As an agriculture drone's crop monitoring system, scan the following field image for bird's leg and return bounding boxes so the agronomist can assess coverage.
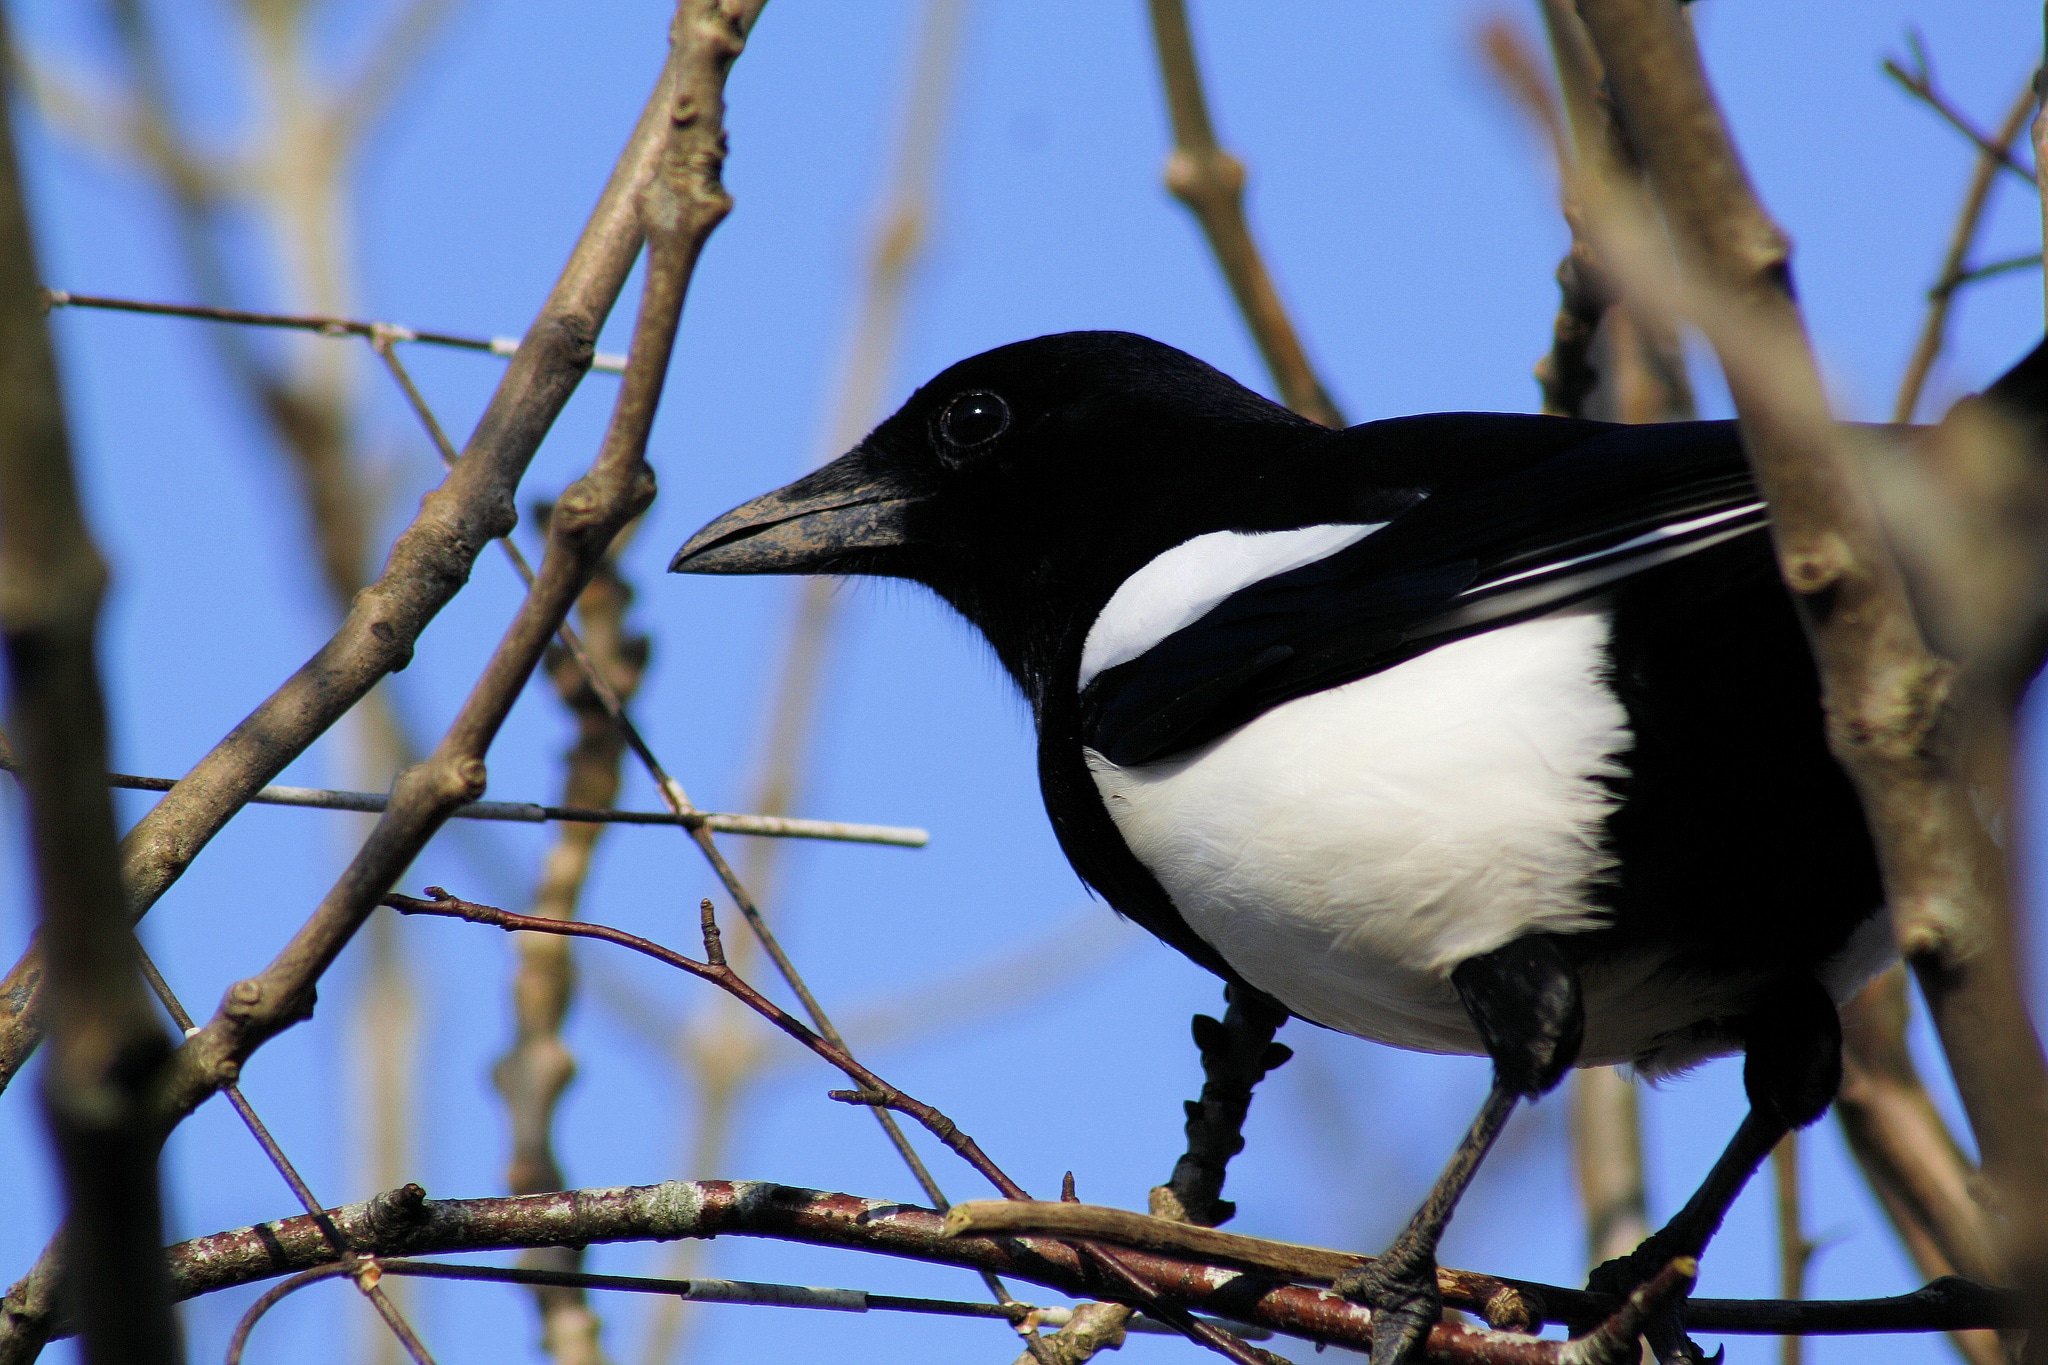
[1335,936,1585,1365]
[1589,974,1842,1365]
[1335,1080,1519,1365]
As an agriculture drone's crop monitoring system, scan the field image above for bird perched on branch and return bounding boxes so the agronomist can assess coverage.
[672,331,1901,1365]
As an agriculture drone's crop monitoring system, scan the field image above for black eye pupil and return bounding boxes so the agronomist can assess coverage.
[940,391,1009,450]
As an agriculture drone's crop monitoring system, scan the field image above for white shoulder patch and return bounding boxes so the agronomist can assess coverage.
[1078,522,1385,689]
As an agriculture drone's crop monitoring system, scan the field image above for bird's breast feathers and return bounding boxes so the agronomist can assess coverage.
[1087,600,1635,1056]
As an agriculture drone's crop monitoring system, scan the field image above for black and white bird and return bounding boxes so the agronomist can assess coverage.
[670,330,1969,1363]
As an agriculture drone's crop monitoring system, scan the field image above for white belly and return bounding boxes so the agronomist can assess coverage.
[1088,608,1636,1057]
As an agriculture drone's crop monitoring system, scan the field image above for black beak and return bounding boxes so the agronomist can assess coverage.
[670,458,918,575]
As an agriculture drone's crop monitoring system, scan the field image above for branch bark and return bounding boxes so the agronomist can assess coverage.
[1836,966,2004,1365]
[0,45,181,1365]
[0,8,685,1098]
[1573,0,2048,1328]
[1143,0,1342,427]
[492,511,647,1365]
[0,7,769,1357]
[1028,986,1292,1363]
[93,1183,2022,1354]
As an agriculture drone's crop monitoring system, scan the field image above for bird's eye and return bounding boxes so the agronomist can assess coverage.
[937,390,1009,454]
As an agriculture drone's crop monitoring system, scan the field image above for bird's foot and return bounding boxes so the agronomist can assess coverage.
[1334,1238,1443,1365]
[1587,1237,1718,1365]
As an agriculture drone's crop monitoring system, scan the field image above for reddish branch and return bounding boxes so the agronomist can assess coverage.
[35,1181,2004,1358]
[389,890,1029,1200]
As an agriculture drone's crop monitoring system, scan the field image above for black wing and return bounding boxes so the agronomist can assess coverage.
[1079,419,1768,766]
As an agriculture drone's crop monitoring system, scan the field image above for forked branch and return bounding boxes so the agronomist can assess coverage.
[0,14,685,1099]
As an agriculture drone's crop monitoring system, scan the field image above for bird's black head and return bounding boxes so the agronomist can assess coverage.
[671,331,1328,708]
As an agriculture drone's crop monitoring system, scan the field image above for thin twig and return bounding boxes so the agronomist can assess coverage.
[1773,1132,1814,1365]
[46,289,629,373]
[1883,54,2037,191]
[1142,0,1343,426]
[0,752,927,847]
[0,19,689,1110]
[385,891,1264,1365]
[353,1259,1259,1336]
[1893,77,2037,424]
[492,503,647,1365]
[387,889,1031,1200]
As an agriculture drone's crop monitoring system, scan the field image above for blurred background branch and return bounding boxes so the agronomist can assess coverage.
[492,507,648,1365]
[1143,0,1342,427]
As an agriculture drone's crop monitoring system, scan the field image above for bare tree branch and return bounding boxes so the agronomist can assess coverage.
[106,1183,2017,1354]
[1142,0,1343,427]
[1522,0,1694,427]
[1836,966,2004,1365]
[1771,1132,1814,1365]
[1572,0,2048,1330]
[0,12,742,1355]
[1884,52,2037,192]
[1571,1066,1651,1271]
[493,509,647,1365]
[0,45,179,1365]
[638,7,978,1346]
[1894,77,2037,424]
[0,14,686,1099]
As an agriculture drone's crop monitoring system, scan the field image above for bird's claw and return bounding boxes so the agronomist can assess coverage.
[1587,1243,1710,1365]
[1335,1251,1444,1365]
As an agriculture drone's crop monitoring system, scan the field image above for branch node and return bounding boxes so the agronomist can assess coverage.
[827,1088,891,1108]
[699,897,726,966]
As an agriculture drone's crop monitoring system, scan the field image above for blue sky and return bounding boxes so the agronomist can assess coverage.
[0,2,2043,1363]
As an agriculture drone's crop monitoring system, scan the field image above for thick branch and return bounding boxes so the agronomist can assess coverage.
[0,46,179,1365]
[0,7,682,1098]
[0,9,765,1356]
[1574,0,2048,1324]
[110,1184,2024,1351]
[1836,967,2003,1365]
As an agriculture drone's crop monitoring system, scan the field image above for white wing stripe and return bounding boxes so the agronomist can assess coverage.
[1079,522,1387,689]
[1460,501,1766,598]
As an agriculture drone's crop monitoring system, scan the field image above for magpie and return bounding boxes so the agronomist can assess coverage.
[671,329,1948,1364]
